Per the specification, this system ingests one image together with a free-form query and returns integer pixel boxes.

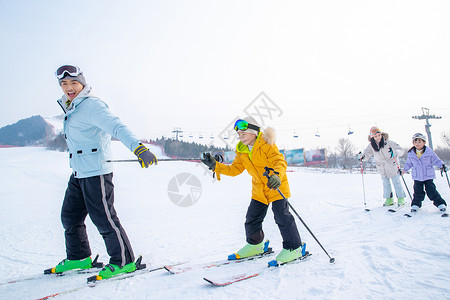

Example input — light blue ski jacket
[57,85,141,178]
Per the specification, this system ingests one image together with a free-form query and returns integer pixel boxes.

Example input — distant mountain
[0,115,56,147]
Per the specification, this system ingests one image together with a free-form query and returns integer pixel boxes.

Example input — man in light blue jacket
[47,65,157,280]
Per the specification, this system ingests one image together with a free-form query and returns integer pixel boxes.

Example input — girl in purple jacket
[402,133,447,213]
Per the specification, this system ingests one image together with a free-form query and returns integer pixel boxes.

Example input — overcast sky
[1,0,449,151]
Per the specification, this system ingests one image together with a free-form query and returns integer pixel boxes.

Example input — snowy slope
[0,144,449,300]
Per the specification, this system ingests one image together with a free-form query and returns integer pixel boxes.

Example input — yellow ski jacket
[215,128,290,205]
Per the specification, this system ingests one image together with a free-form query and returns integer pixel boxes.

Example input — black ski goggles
[55,65,82,79]
[234,119,260,132]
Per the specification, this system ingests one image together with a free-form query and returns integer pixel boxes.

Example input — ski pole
[443,168,450,189]
[263,166,335,264]
[106,158,201,163]
[359,156,369,212]
[394,157,413,201]
[107,154,224,164]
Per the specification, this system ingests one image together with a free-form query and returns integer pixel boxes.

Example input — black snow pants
[412,179,447,208]
[244,198,302,250]
[61,173,134,266]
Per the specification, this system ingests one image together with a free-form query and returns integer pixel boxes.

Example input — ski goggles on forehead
[370,127,381,136]
[55,65,82,79]
[234,119,260,132]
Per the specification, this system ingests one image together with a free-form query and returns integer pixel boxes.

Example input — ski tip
[365,209,370,212]
[203,277,224,287]
[203,277,213,284]
[442,213,449,217]
[404,214,412,218]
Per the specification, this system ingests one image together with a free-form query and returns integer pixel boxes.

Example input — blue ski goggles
[234,119,260,132]
[55,65,82,79]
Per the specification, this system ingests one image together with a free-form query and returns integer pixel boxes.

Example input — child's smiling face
[413,138,426,150]
[372,132,382,142]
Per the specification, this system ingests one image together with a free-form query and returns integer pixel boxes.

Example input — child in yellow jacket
[202,117,305,264]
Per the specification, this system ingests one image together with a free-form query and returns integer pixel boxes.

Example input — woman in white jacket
[361,127,406,207]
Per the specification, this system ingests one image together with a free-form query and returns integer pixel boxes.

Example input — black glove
[201,153,216,171]
[357,152,365,160]
[134,144,157,168]
[267,174,281,189]
[441,164,447,176]
[388,147,394,158]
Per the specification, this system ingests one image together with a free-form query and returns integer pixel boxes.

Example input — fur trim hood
[262,127,276,145]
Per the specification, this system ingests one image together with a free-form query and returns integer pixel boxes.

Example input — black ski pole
[359,155,369,212]
[394,157,413,201]
[107,154,224,164]
[443,168,450,189]
[263,166,335,264]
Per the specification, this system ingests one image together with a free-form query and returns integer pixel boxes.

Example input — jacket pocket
[426,165,435,177]
[69,143,103,173]
[421,156,435,177]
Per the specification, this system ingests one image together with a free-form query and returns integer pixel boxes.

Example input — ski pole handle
[263,166,278,181]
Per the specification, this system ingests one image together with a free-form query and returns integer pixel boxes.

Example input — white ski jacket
[363,133,404,178]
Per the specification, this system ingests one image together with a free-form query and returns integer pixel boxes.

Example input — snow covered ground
[0,143,449,300]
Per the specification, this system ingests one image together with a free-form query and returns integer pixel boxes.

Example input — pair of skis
[18,250,310,298]
[404,211,449,218]
[162,245,312,287]
[0,267,99,286]
[365,205,405,213]
[1,256,185,300]
[0,254,104,286]
[373,205,448,217]
[164,246,275,274]
[387,204,406,213]
[203,252,312,286]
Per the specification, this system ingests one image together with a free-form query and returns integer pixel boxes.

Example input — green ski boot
[228,240,269,260]
[273,243,306,264]
[44,255,103,274]
[397,198,405,206]
[97,262,136,280]
[383,198,394,206]
[87,256,146,283]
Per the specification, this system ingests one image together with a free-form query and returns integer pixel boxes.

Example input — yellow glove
[134,144,157,168]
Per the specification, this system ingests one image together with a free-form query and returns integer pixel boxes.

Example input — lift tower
[172,128,183,141]
[412,107,441,150]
